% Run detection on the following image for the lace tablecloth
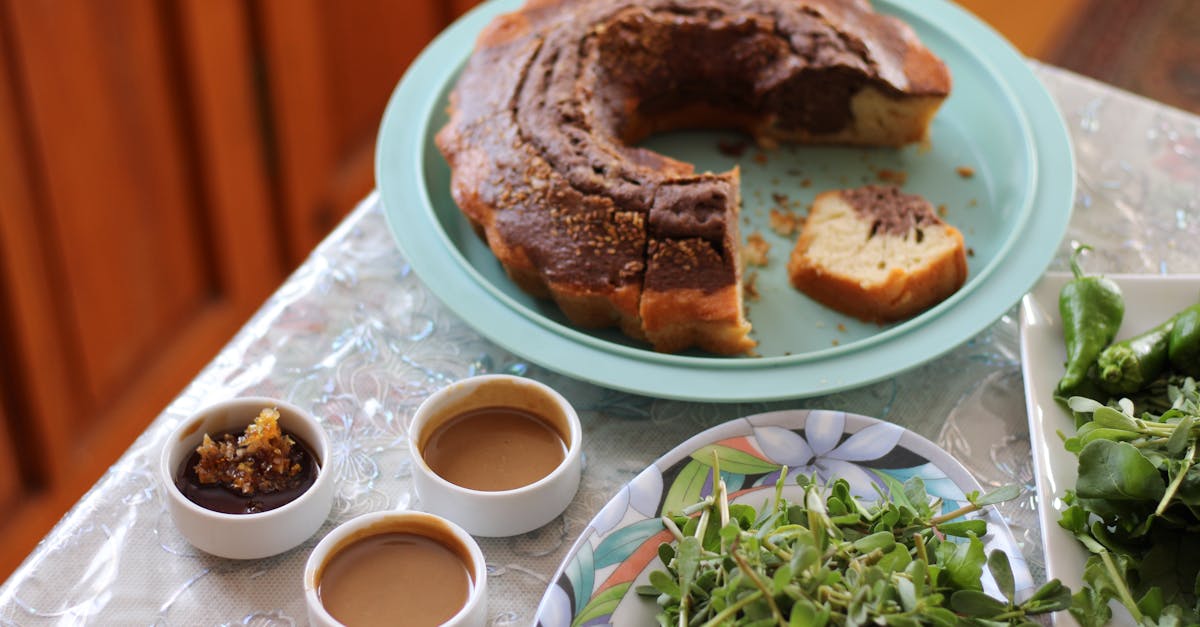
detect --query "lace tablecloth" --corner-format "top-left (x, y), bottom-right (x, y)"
top-left (1, 64), bottom-right (1197, 626)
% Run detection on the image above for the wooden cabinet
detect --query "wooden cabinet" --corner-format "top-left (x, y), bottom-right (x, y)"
top-left (0, 0), bottom-right (472, 581)
top-left (255, 0), bottom-right (448, 259)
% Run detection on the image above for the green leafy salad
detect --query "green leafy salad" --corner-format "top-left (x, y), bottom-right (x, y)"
top-left (638, 461), bottom-right (1070, 626)
top-left (1054, 247), bottom-right (1200, 626)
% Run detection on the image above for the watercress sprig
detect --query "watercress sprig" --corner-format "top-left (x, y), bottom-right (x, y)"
top-left (638, 462), bottom-right (1069, 626)
top-left (1061, 378), bottom-right (1200, 627)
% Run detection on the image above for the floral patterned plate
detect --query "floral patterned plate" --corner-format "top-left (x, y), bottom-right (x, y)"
top-left (534, 409), bottom-right (1031, 626)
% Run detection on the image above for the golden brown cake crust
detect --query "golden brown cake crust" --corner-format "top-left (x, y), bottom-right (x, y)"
top-left (786, 187), bottom-right (968, 323)
top-left (437, 0), bottom-right (951, 354)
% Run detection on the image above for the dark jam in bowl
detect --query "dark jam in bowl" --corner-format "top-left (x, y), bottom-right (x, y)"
top-left (174, 428), bottom-right (320, 515)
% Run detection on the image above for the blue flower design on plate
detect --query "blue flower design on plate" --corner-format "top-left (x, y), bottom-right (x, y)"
top-left (534, 409), bottom-right (1032, 626)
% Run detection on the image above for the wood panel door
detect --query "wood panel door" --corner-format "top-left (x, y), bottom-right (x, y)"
top-left (255, 1), bottom-right (451, 264)
top-left (0, 0), bottom-right (459, 582)
top-left (0, 0), bottom-right (286, 580)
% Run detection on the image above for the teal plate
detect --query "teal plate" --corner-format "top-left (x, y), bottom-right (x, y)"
top-left (376, 0), bottom-right (1074, 402)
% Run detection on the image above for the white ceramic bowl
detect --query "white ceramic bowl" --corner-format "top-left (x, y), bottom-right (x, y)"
top-left (408, 375), bottom-right (583, 537)
top-left (159, 396), bottom-right (334, 559)
top-left (304, 510), bottom-right (488, 627)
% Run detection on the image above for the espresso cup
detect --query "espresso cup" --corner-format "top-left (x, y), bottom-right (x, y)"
top-left (408, 374), bottom-right (583, 537)
top-left (304, 510), bottom-right (488, 627)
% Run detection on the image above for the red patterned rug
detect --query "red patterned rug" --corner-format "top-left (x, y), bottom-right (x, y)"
top-left (1048, 0), bottom-right (1199, 114)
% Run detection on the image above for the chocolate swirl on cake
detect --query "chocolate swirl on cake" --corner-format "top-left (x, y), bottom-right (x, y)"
top-left (436, 0), bottom-right (950, 354)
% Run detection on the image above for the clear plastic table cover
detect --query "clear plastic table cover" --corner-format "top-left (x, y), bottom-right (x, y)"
top-left (1, 64), bottom-right (1198, 626)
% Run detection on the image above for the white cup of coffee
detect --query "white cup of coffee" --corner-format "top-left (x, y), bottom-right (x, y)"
top-left (408, 374), bottom-right (583, 537)
top-left (304, 510), bottom-right (487, 626)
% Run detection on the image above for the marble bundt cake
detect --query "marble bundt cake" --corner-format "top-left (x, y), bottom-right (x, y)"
top-left (436, 0), bottom-right (951, 354)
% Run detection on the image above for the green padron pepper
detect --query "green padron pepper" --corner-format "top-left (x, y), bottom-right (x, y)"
top-left (1168, 304), bottom-right (1200, 377)
top-left (1097, 303), bottom-right (1200, 395)
top-left (1056, 246), bottom-right (1124, 399)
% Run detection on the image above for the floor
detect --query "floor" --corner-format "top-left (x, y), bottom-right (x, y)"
top-left (1047, 0), bottom-right (1199, 114)
top-left (962, 0), bottom-right (1199, 115)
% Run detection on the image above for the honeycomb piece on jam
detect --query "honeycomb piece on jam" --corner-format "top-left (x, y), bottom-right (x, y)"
top-left (193, 407), bottom-right (303, 495)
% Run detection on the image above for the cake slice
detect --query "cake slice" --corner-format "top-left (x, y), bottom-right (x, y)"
top-left (786, 186), bottom-right (967, 323)
top-left (640, 174), bottom-right (755, 354)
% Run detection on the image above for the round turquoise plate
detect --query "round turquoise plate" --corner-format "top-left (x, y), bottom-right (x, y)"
top-left (375, 0), bottom-right (1074, 402)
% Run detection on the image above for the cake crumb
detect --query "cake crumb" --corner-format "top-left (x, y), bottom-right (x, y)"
top-left (753, 152), bottom-right (768, 165)
top-left (717, 139), bottom-right (748, 157)
top-left (769, 208), bottom-right (800, 236)
top-left (743, 271), bottom-right (760, 301)
top-left (968, 198), bottom-right (978, 207)
top-left (876, 168), bottom-right (907, 185)
top-left (193, 407), bottom-right (301, 495)
top-left (743, 231), bottom-right (770, 267)
top-left (937, 204), bottom-right (947, 217)
top-left (967, 247), bottom-right (975, 257)
top-left (801, 178), bottom-right (812, 188)
top-left (837, 323), bottom-right (847, 332)
top-left (832, 339), bottom-right (840, 346)
top-left (956, 165), bottom-right (975, 178)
